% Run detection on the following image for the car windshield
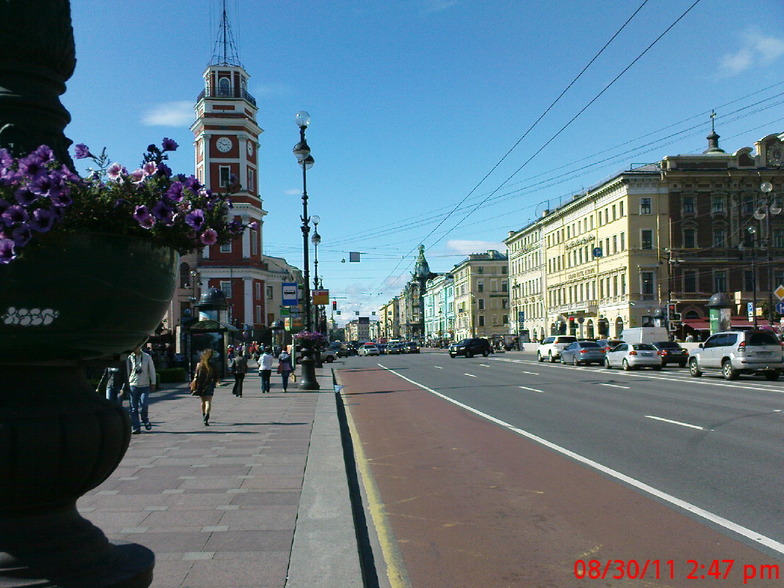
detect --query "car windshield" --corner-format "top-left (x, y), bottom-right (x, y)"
top-left (579, 342), bottom-right (600, 348)
top-left (634, 344), bottom-right (656, 350)
top-left (654, 341), bottom-right (680, 348)
top-left (748, 332), bottom-right (779, 346)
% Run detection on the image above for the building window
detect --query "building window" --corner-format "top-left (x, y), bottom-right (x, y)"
top-left (220, 242), bottom-right (232, 253)
top-left (744, 270), bottom-right (755, 292)
top-left (640, 198), bottom-right (652, 215)
top-left (179, 262), bottom-right (190, 288)
top-left (620, 274), bottom-right (626, 295)
top-left (478, 299), bottom-right (485, 310)
top-left (620, 232), bottom-right (625, 251)
top-left (478, 316), bottom-right (485, 327)
top-left (683, 196), bottom-right (695, 214)
top-left (742, 196), bottom-right (754, 215)
top-left (619, 202), bottom-right (624, 217)
top-left (713, 228), bottom-right (726, 248)
top-left (477, 281), bottom-right (484, 292)
top-left (683, 228), bottom-right (696, 248)
top-left (266, 285), bottom-right (274, 300)
top-left (219, 166), bottom-right (232, 187)
top-left (773, 229), bottom-right (784, 248)
top-left (255, 305), bottom-right (263, 324)
top-left (641, 271), bottom-right (655, 300)
top-left (714, 270), bottom-right (727, 292)
top-left (217, 76), bottom-right (231, 97)
top-left (251, 228), bottom-right (259, 256)
top-left (220, 280), bottom-right (232, 299)
top-left (247, 168), bottom-right (255, 194)
top-left (641, 229), bottom-right (653, 249)
top-left (684, 271), bottom-right (697, 292)
top-left (712, 196), bottom-right (725, 214)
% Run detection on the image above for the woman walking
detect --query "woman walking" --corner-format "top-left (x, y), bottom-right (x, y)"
top-left (258, 347), bottom-right (274, 393)
top-left (277, 348), bottom-right (293, 392)
top-left (192, 349), bottom-right (219, 425)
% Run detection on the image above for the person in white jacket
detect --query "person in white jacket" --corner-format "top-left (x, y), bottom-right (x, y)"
top-left (126, 346), bottom-right (156, 434)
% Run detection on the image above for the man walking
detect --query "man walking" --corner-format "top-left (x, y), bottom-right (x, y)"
top-left (230, 352), bottom-right (248, 397)
top-left (126, 346), bottom-right (156, 434)
top-left (258, 347), bottom-right (274, 393)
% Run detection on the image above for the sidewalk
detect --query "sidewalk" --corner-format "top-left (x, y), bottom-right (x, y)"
top-left (77, 365), bottom-right (363, 588)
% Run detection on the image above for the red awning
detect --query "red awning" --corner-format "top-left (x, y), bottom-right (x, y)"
top-left (682, 317), bottom-right (758, 330)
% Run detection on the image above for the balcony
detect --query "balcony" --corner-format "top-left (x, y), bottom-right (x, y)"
top-left (196, 88), bottom-right (257, 107)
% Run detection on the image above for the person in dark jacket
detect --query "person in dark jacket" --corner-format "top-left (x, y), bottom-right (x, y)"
top-left (192, 349), bottom-right (219, 426)
top-left (229, 353), bottom-right (248, 397)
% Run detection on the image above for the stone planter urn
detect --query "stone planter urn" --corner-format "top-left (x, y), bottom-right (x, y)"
top-left (0, 233), bottom-right (178, 586)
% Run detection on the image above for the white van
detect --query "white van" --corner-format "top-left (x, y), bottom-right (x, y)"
top-left (619, 327), bottom-right (669, 344)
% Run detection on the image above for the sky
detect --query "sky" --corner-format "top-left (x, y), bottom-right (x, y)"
top-left (63, 0), bottom-right (784, 324)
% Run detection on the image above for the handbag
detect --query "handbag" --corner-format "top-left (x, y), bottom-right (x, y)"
top-left (189, 378), bottom-right (198, 394)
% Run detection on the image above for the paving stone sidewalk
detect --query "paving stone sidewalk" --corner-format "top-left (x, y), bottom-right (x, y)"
top-left (78, 367), bottom-right (362, 588)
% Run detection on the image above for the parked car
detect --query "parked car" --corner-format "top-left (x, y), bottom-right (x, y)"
top-left (560, 341), bottom-right (605, 365)
top-left (536, 335), bottom-right (578, 362)
top-left (652, 341), bottom-right (689, 367)
top-left (449, 338), bottom-right (493, 358)
top-left (376, 343), bottom-right (388, 355)
top-left (596, 339), bottom-right (622, 353)
top-left (403, 342), bottom-right (420, 354)
top-left (604, 342), bottom-right (662, 370)
top-left (688, 330), bottom-right (784, 380)
top-left (358, 343), bottom-right (380, 356)
top-left (296, 347), bottom-right (337, 363)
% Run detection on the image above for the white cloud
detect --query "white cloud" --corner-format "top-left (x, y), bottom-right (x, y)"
top-left (141, 101), bottom-right (194, 127)
top-left (719, 29), bottom-right (784, 76)
top-left (446, 240), bottom-right (507, 255)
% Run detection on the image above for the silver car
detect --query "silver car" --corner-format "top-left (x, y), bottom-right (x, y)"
top-left (604, 342), bottom-right (662, 370)
top-left (560, 341), bottom-right (605, 366)
top-left (688, 330), bottom-right (783, 380)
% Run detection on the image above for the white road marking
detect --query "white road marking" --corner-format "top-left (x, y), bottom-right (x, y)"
top-left (519, 386), bottom-right (544, 393)
top-left (645, 415), bottom-right (706, 431)
top-left (600, 383), bottom-right (630, 390)
top-left (464, 373), bottom-right (477, 378)
top-left (521, 371), bottom-right (540, 376)
top-left (434, 366), bottom-right (443, 369)
top-left (479, 364), bottom-right (491, 367)
top-left (379, 364), bottom-right (784, 558)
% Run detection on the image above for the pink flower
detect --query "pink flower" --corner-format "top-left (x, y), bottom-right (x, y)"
top-left (200, 228), bottom-right (218, 245)
top-left (142, 162), bottom-right (157, 177)
top-left (107, 162), bottom-right (125, 181)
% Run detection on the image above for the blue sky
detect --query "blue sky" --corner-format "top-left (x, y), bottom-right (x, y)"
top-left (64, 0), bottom-right (784, 323)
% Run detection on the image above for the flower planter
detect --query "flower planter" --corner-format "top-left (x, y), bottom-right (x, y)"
top-left (0, 233), bottom-right (178, 586)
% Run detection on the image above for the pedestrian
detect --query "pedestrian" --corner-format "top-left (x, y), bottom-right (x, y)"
top-left (126, 346), bottom-right (156, 434)
top-left (97, 360), bottom-right (129, 406)
top-left (258, 347), bottom-right (274, 393)
top-left (229, 351), bottom-right (248, 397)
top-left (192, 349), bottom-right (219, 425)
top-left (277, 349), bottom-right (293, 392)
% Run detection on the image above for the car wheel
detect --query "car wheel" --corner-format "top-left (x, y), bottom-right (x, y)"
top-left (573, 356), bottom-right (579, 366)
top-left (652, 365), bottom-right (661, 370)
top-left (688, 358), bottom-right (702, 377)
top-left (549, 353), bottom-right (556, 363)
top-left (325, 356), bottom-right (335, 363)
top-left (678, 362), bottom-right (687, 368)
top-left (483, 350), bottom-right (489, 357)
top-left (466, 351), bottom-right (473, 358)
top-left (764, 371), bottom-right (780, 381)
top-left (622, 359), bottom-right (632, 371)
top-left (722, 360), bottom-right (739, 380)
top-left (450, 354), bottom-right (456, 358)
top-left (537, 353), bottom-right (544, 362)
top-left (604, 357), bottom-right (612, 369)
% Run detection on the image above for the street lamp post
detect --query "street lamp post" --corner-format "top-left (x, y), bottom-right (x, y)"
top-left (293, 111), bottom-right (319, 390)
top-left (293, 111), bottom-right (314, 332)
top-left (746, 225), bottom-right (759, 329)
top-left (755, 181), bottom-right (782, 325)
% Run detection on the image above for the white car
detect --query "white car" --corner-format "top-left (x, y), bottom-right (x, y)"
top-left (358, 343), bottom-right (380, 356)
top-left (536, 335), bottom-right (577, 362)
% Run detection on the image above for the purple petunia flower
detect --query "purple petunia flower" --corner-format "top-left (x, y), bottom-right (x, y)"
top-left (14, 187), bottom-right (38, 207)
top-left (128, 169), bottom-right (145, 184)
top-left (200, 228), bottom-right (218, 245)
top-left (185, 209), bottom-right (205, 231)
top-left (162, 138), bottom-right (179, 152)
top-left (248, 221), bottom-right (259, 230)
top-left (11, 224), bottom-right (32, 247)
top-left (2, 205), bottom-right (28, 225)
top-left (165, 181), bottom-right (184, 202)
top-left (74, 144), bottom-right (92, 159)
top-left (17, 154), bottom-right (46, 180)
top-left (156, 162), bottom-right (172, 178)
top-left (29, 208), bottom-right (56, 233)
top-left (152, 200), bottom-right (175, 226)
top-left (32, 145), bottom-right (54, 162)
top-left (0, 237), bottom-right (16, 264)
top-left (142, 161), bottom-right (157, 177)
top-left (133, 205), bottom-right (155, 229)
top-left (107, 162), bottom-right (125, 181)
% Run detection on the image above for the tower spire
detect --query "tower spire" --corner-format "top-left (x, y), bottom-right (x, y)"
top-left (211, 0), bottom-right (242, 67)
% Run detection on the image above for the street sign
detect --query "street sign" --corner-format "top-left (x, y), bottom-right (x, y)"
top-left (775, 284), bottom-right (784, 300)
top-left (282, 283), bottom-right (299, 306)
top-left (775, 301), bottom-right (784, 314)
top-left (747, 302), bottom-right (755, 322)
top-left (592, 247), bottom-right (603, 258)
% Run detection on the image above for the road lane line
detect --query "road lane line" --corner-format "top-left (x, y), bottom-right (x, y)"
top-left (379, 364), bottom-right (784, 557)
top-left (645, 415), bottom-right (706, 431)
top-left (521, 371), bottom-right (540, 376)
top-left (600, 383), bottom-right (630, 390)
top-left (479, 364), bottom-right (491, 367)
top-left (434, 366), bottom-right (443, 369)
top-left (519, 386), bottom-right (544, 393)
top-left (464, 373), bottom-right (477, 378)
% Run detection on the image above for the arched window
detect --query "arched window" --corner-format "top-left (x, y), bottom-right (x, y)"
top-left (217, 77), bottom-right (231, 97)
top-left (179, 262), bottom-right (190, 288)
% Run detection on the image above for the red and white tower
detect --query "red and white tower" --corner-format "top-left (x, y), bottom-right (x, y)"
top-left (189, 1), bottom-right (268, 333)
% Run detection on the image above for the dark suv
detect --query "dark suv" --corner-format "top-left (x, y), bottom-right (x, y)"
top-left (449, 338), bottom-right (493, 358)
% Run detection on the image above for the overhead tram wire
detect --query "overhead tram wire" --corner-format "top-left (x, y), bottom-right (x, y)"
top-left (428, 0), bottom-right (704, 250)
top-left (329, 83), bottom-right (784, 250)
top-left (358, 0), bottom-right (655, 305)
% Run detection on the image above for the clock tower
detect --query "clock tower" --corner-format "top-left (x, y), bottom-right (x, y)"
top-left (189, 1), bottom-right (268, 333)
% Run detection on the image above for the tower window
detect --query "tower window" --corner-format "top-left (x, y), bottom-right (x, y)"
top-left (217, 77), bottom-right (231, 97)
top-left (219, 166), bottom-right (232, 187)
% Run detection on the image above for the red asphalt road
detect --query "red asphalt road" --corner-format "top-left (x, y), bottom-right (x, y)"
top-left (338, 363), bottom-right (782, 588)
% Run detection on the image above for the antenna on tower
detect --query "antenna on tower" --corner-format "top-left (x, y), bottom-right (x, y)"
top-left (210, 0), bottom-right (242, 67)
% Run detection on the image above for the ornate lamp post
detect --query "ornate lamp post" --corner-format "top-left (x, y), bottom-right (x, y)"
top-left (755, 181), bottom-right (782, 326)
top-left (293, 111), bottom-right (319, 389)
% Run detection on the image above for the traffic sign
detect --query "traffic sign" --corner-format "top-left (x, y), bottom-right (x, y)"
top-left (775, 301), bottom-right (784, 314)
top-left (775, 284), bottom-right (784, 300)
top-left (747, 302), bottom-right (755, 322)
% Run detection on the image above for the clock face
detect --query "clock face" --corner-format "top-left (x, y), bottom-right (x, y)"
top-left (247, 141), bottom-right (254, 155)
top-left (216, 137), bottom-right (232, 153)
